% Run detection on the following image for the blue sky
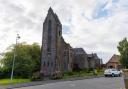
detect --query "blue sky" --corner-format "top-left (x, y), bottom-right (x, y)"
top-left (94, 2), bottom-right (109, 19)
top-left (0, 0), bottom-right (128, 63)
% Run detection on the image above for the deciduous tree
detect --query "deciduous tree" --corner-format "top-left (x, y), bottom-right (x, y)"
top-left (0, 42), bottom-right (41, 78)
top-left (117, 38), bottom-right (128, 68)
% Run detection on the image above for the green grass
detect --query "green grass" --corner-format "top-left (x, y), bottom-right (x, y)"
top-left (0, 79), bottom-right (30, 85)
top-left (63, 69), bottom-right (104, 79)
top-left (63, 71), bottom-right (93, 79)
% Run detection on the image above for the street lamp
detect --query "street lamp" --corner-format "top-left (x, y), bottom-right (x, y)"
top-left (10, 34), bottom-right (20, 80)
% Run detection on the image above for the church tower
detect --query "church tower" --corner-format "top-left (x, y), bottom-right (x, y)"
top-left (41, 7), bottom-right (62, 77)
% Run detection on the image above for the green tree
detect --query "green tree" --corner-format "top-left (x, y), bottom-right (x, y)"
top-left (117, 38), bottom-right (128, 68)
top-left (1, 42), bottom-right (41, 78)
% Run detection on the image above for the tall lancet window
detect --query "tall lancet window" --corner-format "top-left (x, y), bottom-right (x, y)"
top-left (47, 20), bottom-right (52, 52)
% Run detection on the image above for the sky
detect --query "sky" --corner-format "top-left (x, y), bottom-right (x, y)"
top-left (0, 0), bottom-right (128, 63)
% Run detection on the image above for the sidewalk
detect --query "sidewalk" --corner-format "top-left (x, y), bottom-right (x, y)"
top-left (1, 75), bottom-right (103, 89)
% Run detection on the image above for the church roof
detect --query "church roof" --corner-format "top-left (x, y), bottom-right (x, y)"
top-left (87, 54), bottom-right (93, 57)
top-left (87, 53), bottom-right (100, 60)
top-left (107, 54), bottom-right (120, 63)
top-left (54, 14), bottom-right (61, 25)
top-left (48, 7), bottom-right (61, 25)
top-left (74, 48), bottom-right (87, 54)
top-left (93, 53), bottom-right (100, 59)
top-left (48, 7), bottom-right (53, 13)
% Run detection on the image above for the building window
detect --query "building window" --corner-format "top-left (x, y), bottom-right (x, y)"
top-left (59, 30), bottom-right (61, 36)
top-left (47, 61), bottom-right (49, 67)
top-left (43, 62), bottom-right (45, 67)
top-left (51, 62), bottom-right (53, 67)
top-left (47, 20), bottom-right (52, 52)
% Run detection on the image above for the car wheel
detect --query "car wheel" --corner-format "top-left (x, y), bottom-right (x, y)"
top-left (112, 73), bottom-right (115, 77)
top-left (119, 74), bottom-right (121, 77)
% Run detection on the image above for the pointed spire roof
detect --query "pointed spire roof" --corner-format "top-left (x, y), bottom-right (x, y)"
top-left (44, 7), bottom-right (61, 25)
top-left (48, 7), bottom-right (53, 13)
top-left (46, 7), bottom-right (61, 25)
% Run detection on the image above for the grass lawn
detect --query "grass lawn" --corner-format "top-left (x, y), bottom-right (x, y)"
top-left (63, 69), bottom-right (104, 79)
top-left (0, 79), bottom-right (30, 85)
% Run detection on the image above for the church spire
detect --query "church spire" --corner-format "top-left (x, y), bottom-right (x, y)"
top-left (48, 7), bottom-right (53, 13)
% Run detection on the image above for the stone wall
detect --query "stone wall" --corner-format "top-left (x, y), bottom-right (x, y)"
top-left (41, 8), bottom-right (62, 76)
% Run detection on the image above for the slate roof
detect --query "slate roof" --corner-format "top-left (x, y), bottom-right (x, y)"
top-left (73, 48), bottom-right (86, 54)
top-left (87, 54), bottom-right (93, 58)
top-left (87, 53), bottom-right (100, 60)
top-left (93, 53), bottom-right (100, 59)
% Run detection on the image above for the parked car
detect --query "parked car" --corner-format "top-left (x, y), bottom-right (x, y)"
top-left (104, 69), bottom-right (122, 77)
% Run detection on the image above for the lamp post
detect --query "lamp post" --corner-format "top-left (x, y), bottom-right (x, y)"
top-left (10, 34), bottom-right (20, 80)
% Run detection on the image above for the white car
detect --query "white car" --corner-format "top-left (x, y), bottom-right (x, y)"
top-left (104, 69), bottom-right (122, 77)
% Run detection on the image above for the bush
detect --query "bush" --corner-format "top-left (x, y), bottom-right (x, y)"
top-left (30, 71), bottom-right (43, 81)
top-left (0, 67), bottom-right (11, 79)
top-left (66, 72), bottom-right (74, 76)
top-left (51, 71), bottom-right (63, 80)
top-left (82, 68), bottom-right (91, 73)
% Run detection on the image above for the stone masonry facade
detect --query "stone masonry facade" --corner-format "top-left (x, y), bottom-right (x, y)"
top-left (41, 7), bottom-right (102, 77)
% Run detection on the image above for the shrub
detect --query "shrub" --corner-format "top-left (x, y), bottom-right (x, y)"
top-left (31, 71), bottom-right (43, 81)
top-left (67, 72), bottom-right (74, 76)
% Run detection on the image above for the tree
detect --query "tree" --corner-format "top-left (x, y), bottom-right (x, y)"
top-left (1, 42), bottom-right (41, 78)
top-left (117, 38), bottom-right (128, 68)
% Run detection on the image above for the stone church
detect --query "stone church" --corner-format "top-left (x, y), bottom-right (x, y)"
top-left (41, 7), bottom-right (102, 77)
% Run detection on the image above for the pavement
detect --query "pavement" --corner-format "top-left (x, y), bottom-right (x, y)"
top-left (1, 77), bottom-right (125, 89)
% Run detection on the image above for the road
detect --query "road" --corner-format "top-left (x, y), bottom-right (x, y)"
top-left (15, 77), bottom-right (125, 89)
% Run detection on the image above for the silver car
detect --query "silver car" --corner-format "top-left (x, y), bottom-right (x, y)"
top-left (104, 69), bottom-right (122, 77)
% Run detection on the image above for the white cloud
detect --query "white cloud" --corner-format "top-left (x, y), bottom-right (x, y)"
top-left (0, 0), bottom-right (128, 63)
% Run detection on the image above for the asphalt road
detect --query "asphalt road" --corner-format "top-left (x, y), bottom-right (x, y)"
top-left (15, 77), bottom-right (125, 89)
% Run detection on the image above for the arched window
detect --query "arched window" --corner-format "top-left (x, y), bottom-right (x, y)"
top-left (47, 20), bottom-right (52, 52)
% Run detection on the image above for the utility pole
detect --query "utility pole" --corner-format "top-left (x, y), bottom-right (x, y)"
top-left (10, 34), bottom-right (20, 81)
